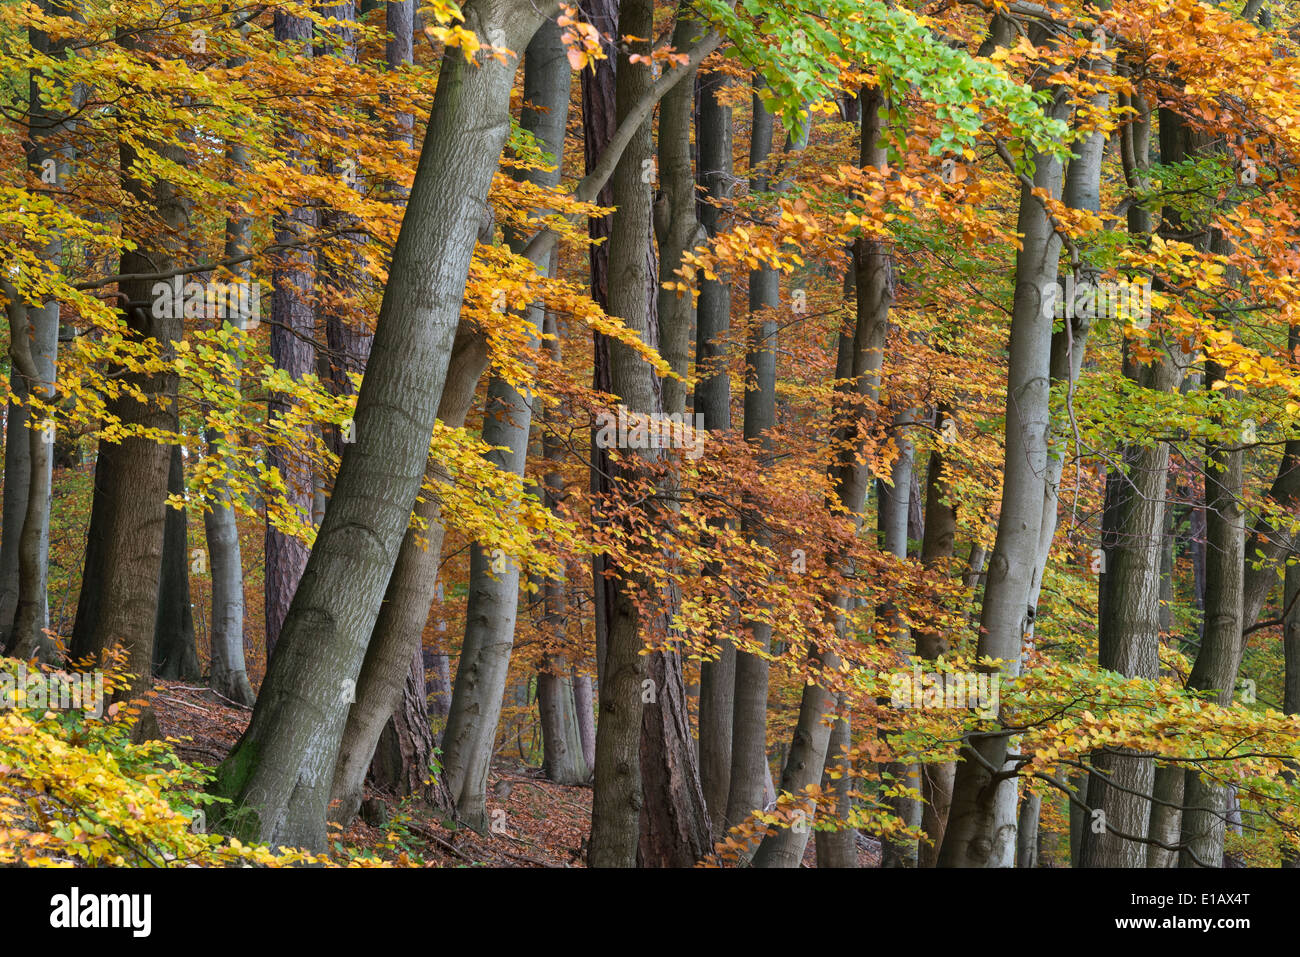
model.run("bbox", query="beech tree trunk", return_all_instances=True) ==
[440,16,572,829]
[938,85,1068,868]
[153,444,200,679]
[328,324,487,825]
[206,86,255,706]
[5,4,69,663]
[1179,361,1244,868]
[212,0,543,848]
[725,80,778,840]
[589,0,711,867]
[753,86,887,869]
[69,36,187,721]
[264,8,317,657]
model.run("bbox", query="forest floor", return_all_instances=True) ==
[153,679,881,867]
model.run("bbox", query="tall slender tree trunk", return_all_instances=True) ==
[538,314,589,786]
[0,393,31,650]
[264,8,317,657]
[440,16,574,828]
[153,444,200,678]
[1179,361,1244,868]
[1016,793,1041,868]
[206,65,255,706]
[6,2,72,663]
[725,80,778,840]
[938,84,1068,867]
[583,0,618,689]
[68,27,187,723]
[753,86,887,869]
[915,407,957,865]
[589,0,711,866]
[328,323,487,825]
[880,412,918,868]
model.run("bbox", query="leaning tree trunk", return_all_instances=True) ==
[212,0,544,849]
[440,16,573,828]
[328,323,488,826]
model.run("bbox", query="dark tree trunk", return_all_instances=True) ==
[69,43,187,721]
[589,0,711,867]
[153,444,200,679]
[264,8,317,657]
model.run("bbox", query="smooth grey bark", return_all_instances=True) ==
[815,695,857,867]
[1015,793,1041,868]
[4,287,56,665]
[5,5,70,663]
[152,444,200,679]
[329,324,488,825]
[538,655,587,785]
[753,87,888,869]
[880,411,919,868]
[573,668,596,772]
[264,8,317,657]
[680,21,733,841]
[440,16,573,829]
[212,0,544,849]
[0,392,30,649]
[725,80,778,839]
[206,92,255,707]
[1147,764,1184,867]
[364,0,434,812]
[1179,363,1245,868]
[938,89,1069,868]
[325,0,475,829]
[538,313,588,787]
